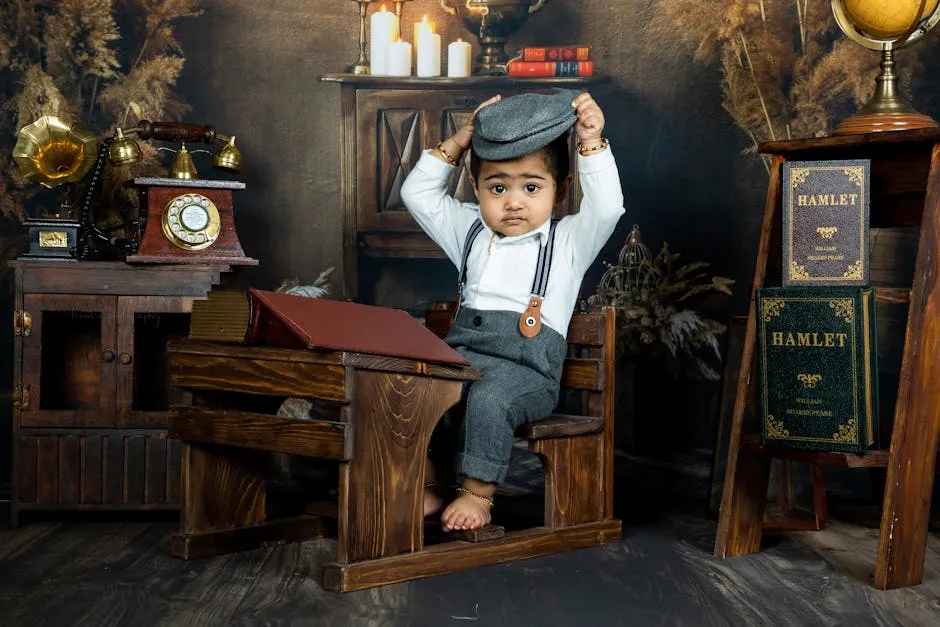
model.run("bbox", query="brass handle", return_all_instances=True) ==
[13,385,30,410]
[439,0,456,15]
[119,352,133,365]
[101,349,116,362]
[14,311,32,337]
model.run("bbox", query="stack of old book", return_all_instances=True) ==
[506,45,594,77]
[757,159,880,453]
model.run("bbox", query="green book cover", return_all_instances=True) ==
[757,286,879,453]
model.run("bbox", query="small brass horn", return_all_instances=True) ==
[12,116,97,188]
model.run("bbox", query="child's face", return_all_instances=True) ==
[471,151,565,238]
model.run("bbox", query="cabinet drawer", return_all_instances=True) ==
[16,430,181,508]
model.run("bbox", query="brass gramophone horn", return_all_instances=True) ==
[12,116,97,188]
[169,145,199,179]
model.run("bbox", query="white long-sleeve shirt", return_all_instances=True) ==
[401,147,626,337]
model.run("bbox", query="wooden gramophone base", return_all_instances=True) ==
[833,112,940,135]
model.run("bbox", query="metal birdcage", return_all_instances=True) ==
[595,224,662,304]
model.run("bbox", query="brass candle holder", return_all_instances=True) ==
[392,0,412,39]
[346,0,375,75]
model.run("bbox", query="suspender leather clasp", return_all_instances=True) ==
[456,217,558,339]
[519,296,543,338]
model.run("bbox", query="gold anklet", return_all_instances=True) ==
[456,486,494,508]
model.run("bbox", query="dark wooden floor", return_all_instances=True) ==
[1,450,938,627]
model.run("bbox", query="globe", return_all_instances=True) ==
[831,0,940,134]
[843,0,939,39]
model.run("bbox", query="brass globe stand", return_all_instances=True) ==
[832,0,940,134]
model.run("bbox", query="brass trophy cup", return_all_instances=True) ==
[831,0,940,134]
[440,0,548,75]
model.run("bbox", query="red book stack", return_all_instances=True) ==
[507,45,594,77]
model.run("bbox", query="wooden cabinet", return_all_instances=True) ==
[9,261,227,525]
[320,75,609,299]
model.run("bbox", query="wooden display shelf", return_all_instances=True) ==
[714,129,940,590]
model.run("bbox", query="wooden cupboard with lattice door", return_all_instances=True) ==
[9,260,227,525]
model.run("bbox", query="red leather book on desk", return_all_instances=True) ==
[246,289,471,367]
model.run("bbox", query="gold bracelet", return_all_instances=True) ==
[437,141,460,166]
[577,137,609,155]
[456,486,494,508]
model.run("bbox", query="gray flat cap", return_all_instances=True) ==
[472,88,580,161]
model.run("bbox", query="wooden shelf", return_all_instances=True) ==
[759,128,940,155]
[716,132,940,591]
[875,287,911,304]
[319,73,611,88]
[742,437,889,468]
[742,437,940,474]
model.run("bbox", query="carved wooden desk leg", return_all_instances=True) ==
[875,146,940,590]
[170,442,268,559]
[323,369,465,592]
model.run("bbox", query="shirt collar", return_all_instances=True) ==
[482,217,552,245]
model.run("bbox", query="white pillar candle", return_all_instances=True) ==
[387,40,412,76]
[417,32,441,77]
[413,16,432,59]
[369,5,398,76]
[447,39,472,77]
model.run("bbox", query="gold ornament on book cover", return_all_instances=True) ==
[829,298,855,323]
[761,299,786,321]
[797,373,823,389]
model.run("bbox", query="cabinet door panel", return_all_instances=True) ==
[16,431,180,507]
[20,294,117,427]
[358,89,431,232]
[116,296,194,428]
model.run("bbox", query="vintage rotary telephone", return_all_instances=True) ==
[12,115,244,261]
[89,120,243,260]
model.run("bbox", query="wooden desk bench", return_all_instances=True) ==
[166,305,621,592]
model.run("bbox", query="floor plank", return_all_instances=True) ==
[0,452,936,626]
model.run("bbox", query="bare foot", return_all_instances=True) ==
[423,460,455,518]
[441,479,495,531]
[441,493,492,531]
[423,486,445,517]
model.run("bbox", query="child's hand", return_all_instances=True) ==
[448,94,502,150]
[572,92,605,144]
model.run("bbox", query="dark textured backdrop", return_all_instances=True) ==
[7,0,928,488]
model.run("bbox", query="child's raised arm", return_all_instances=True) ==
[432,94,502,168]
[400,95,502,268]
[564,92,625,272]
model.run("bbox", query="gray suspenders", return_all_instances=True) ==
[456,217,559,337]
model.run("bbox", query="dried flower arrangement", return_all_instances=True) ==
[588,226,734,381]
[0,0,202,258]
[646,0,938,172]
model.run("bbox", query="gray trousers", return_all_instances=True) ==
[433,307,568,483]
